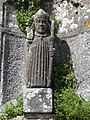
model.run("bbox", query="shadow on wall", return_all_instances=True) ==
[52,35,74,90]
[54,35,71,60]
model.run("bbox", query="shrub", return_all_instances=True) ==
[53,58,90,120]
[0,97,23,120]
[52,58,74,91]
[54,88,90,120]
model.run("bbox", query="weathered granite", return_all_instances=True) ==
[10,115,55,120]
[1,3,24,103]
[0,4,2,72]
[2,34,24,102]
[52,0,90,36]
[24,88,53,113]
[66,30,90,100]
[0,3,3,106]
[24,113,56,120]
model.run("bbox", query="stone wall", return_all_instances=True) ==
[1,3,25,103]
[0,4,2,80]
[0,3,3,106]
[0,0,90,104]
[52,0,90,100]
[0,5,2,61]
[66,31,90,100]
[53,0,90,36]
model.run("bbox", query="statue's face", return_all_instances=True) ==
[35,17,48,34]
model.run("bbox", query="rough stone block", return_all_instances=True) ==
[24,113,56,119]
[24,88,53,113]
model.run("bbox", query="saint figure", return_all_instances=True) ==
[26,9,54,88]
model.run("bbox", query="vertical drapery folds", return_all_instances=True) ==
[27,36,50,87]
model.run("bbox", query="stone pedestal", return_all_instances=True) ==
[23,88,55,120]
[24,88,53,113]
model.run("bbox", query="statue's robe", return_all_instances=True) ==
[27,34,51,87]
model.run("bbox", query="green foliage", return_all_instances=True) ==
[8,0,46,33]
[53,58,90,120]
[0,97,23,120]
[52,58,74,91]
[54,88,90,120]
[16,9,36,34]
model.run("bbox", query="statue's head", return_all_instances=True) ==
[33,9,50,34]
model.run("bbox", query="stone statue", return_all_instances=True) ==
[26,9,55,88]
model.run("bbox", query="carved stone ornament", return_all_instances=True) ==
[26,9,55,88]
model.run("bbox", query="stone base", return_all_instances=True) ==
[23,88,53,113]
[24,113,56,120]
[10,115,56,120]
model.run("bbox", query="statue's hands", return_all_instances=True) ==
[26,27,33,41]
[49,36,55,42]
[49,48,55,57]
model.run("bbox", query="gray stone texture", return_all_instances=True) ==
[0,3,3,106]
[0,2,90,120]
[10,115,55,120]
[1,3,25,103]
[0,0,90,106]
[24,114,55,119]
[52,0,90,37]
[3,35,24,102]
[66,31,90,100]
[24,88,53,113]
[0,4,2,69]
